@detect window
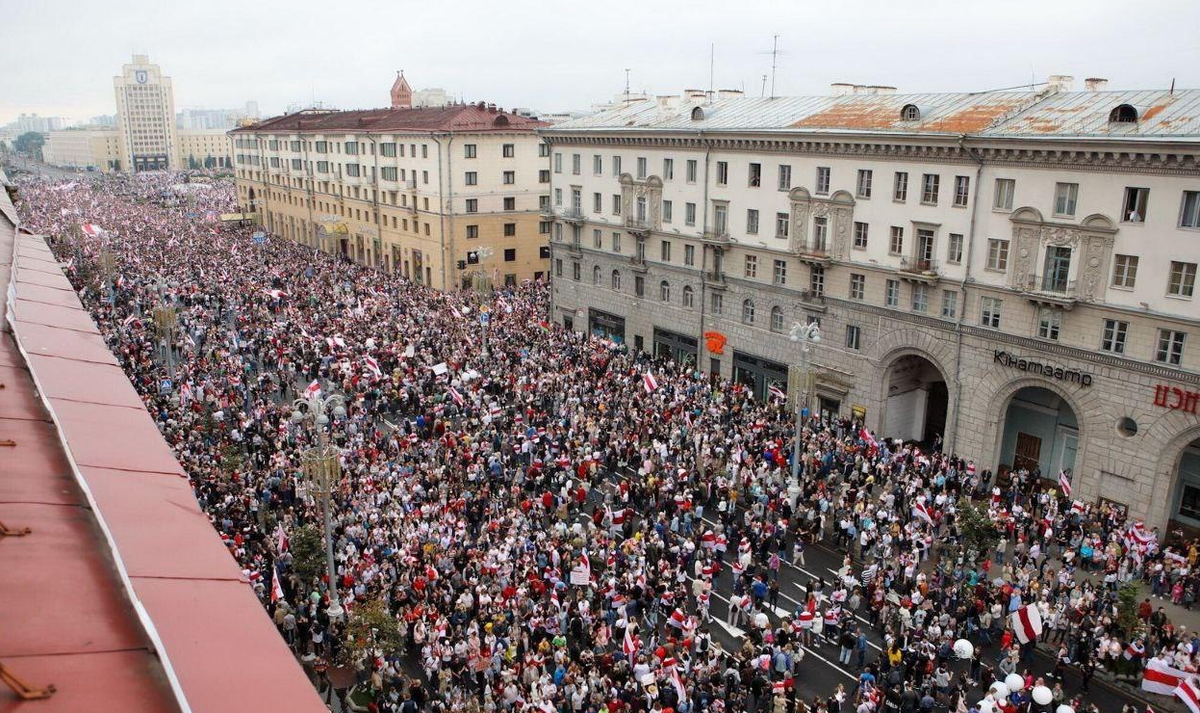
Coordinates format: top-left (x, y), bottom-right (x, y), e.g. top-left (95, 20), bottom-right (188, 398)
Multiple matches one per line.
top-left (316, 160), bottom-right (329, 173)
top-left (612, 195), bottom-right (621, 215)
top-left (1102, 319), bottom-right (1128, 353)
top-left (1054, 182), bottom-right (1078, 218)
top-left (661, 241), bottom-right (672, 262)
top-left (812, 217), bottom-right (829, 251)
top-left (634, 276), bottom-right (645, 298)
top-left (711, 292), bottom-right (723, 314)
top-left (776, 212), bottom-right (790, 239)
top-left (810, 266), bottom-right (825, 297)
top-left (911, 284), bottom-right (929, 313)
top-left (773, 259), bottom-right (787, 285)
top-left (381, 167), bottom-right (398, 181)
top-left (1169, 261), bottom-right (1197, 297)
top-left (921, 174), bottom-right (940, 204)
top-left (553, 153), bottom-right (562, 173)
top-left (592, 265), bottom-right (601, 284)
top-left (504, 197), bottom-right (516, 211)
top-left (345, 141), bottom-right (359, 155)
top-left (315, 141), bottom-right (328, 153)
top-left (980, 297), bottom-right (1002, 329)
top-left (611, 270), bottom-right (621, 290)
top-left (593, 229), bottom-right (602, 248)
top-left (748, 163), bottom-right (761, 187)
top-left (849, 274), bottom-right (865, 301)
top-left (994, 178), bottom-right (1015, 210)
top-left (846, 325), bottom-right (862, 351)
top-left (856, 170), bottom-right (873, 199)
top-left (503, 171), bottom-right (515, 185)
top-left (612, 156), bottom-right (621, 176)
top-left (686, 159), bottom-right (697, 183)
top-left (941, 289), bottom-right (958, 319)
top-left (637, 157), bottom-right (647, 179)
top-left (1157, 330), bottom-right (1187, 366)
top-left (345, 163), bottom-right (361, 177)
top-left (744, 255), bottom-right (758, 278)
top-left (592, 192), bottom-right (602, 213)
top-left (1112, 254), bottom-right (1139, 288)
top-left (947, 233), bottom-right (963, 264)
top-left (893, 172), bottom-right (908, 202)
top-left (503, 144), bottom-right (515, 158)
top-left (592, 155), bottom-right (602, 175)
top-left (716, 161), bottom-right (728, 185)
top-left (663, 158), bottom-right (674, 180)
top-left (504, 223), bottom-right (516, 237)
top-left (853, 221), bottom-right (869, 249)
top-left (816, 166), bottom-right (831, 195)
top-left (986, 239), bottom-right (1009, 271)
top-left (889, 226), bottom-right (904, 254)
top-left (747, 209), bottom-right (759, 235)
top-left (685, 203), bottom-right (696, 226)
top-left (1038, 308), bottom-right (1062, 340)
top-left (464, 144), bottom-right (477, 158)
top-left (771, 307), bottom-right (784, 333)
top-left (660, 280), bottom-right (670, 301)
top-left (572, 262), bottom-right (580, 280)
top-left (682, 244), bottom-right (695, 266)
top-left (682, 285), bottom-right (694, 307)
top-left (885, 279), bottom-right (899, 307)
top-left (555, 259), bottom-right (562, 277)
top-left (465, 171), bottom-right (478, 186)
top-left (572, 154), bottom-right (581, 175)
top-left (1182, 191), bottom-right (1200, 229)
top-left (742, 300), bottom-right (756, 324)
top-left (612, 232), bottom-right (621, 253)
top-left (713, 204), bottom-right (728, 235)
top-left (778, 165), bottom-right (792, 191)
top-left (466, 225), bottom-right (479, 239)
top-left (1123, 187), bottom-right (1149, 222)
top-left (663, 200), bottom-right (673, 223)
top-left (953, 175), bottom-right (970, 207)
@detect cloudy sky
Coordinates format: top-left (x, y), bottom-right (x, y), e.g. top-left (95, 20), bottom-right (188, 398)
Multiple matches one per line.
top-left (2, 0), bottom-right (1197, 125)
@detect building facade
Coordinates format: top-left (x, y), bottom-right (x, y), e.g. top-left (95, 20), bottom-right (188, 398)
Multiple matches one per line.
top-left (230, 102), bottom-right (550, 289)
top-left (114, 54), bottom-right (178, 171)
top-left (543, 80), bottom-right (1200, 532)
top-left (43, 128), bottom-right (122, 171)
top-left (177, 129), bottom-right (233, 169)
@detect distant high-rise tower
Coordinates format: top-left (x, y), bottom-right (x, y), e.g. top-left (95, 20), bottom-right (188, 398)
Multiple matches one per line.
top-left (113, 54), bottom-right (178, 172)
top-left (390, 71), bottom-right (412, 109)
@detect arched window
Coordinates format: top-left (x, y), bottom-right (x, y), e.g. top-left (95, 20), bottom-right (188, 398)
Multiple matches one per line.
top-left (592, 265), bottom-right (601, 284)
top-left (660, 280), bottom-right (671, 302)
top-left (691, 106), bottom-right (705, 121)
top-left (611, 270), bottom-right (621, 290)
top-left (770, 306), bottom-right (784, 332)
top-left (1109, 104), bottom-right (1139, 123)
top-left (742, 299), bottom-right (756, 324)
top-left (901, 104), bottom-right (921, 121)
top-left (682, 285), bottom-right (694, 308)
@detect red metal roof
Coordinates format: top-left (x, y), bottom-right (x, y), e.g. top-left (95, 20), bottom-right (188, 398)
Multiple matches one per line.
top-left (234, 103), bottom-right (546, 134)
top-left (0, 187), bottom-right (326, 712)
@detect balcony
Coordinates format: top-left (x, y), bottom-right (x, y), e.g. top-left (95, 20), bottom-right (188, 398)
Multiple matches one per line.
top-left (898, 257), bottom-right (939, 282)
top-left (701, 228), bottom-right (731, 246)
top-left (799, 289), bottom-right (827, 309)
top-left (704, 270), bottom-right (727, 288)
top-left (1021, 273), bottom-right (1078, 309)
top-left (560, 207), bottom-right (585, 224)
top-left (405, 177), bottom-right (418, 190)
top-left (797, 243), bottom-right (832, 266)
top-left (625, 216), bottom-right (653, 238)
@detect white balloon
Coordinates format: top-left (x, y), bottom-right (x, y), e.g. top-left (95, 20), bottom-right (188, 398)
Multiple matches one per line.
top-left (977, 700), bottom-right (994, 713)
top-left (1005, 672), bottom-right (1026, 692)
top-left (953, 638), bottom-right (974, 659)
top-left (990, 682), bottom-right (1009, 699)
top-left (1031, 685), bottom-right (1053, 705)
top-left (365, 338), bottom-right (376, 349)
top-left (1056, 706), bottom-right (1075, 713)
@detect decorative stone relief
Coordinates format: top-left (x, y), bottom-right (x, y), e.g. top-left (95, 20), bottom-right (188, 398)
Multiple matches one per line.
top-left (618, 174), bottom-right (663, 230)
top-left (788, 187), bottom-right (854, 257)
top-left (1009, 208), bottom-right (1117, 299)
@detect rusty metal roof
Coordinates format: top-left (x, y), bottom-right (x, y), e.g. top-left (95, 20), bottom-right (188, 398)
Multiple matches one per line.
top-left (233, 103), bottom-right (545, 135)
top-left (546, 88), bottom-right (1200, 140)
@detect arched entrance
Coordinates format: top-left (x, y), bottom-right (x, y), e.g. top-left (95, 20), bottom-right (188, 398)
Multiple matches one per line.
top-left (882, 354), bottom-right (948, 446)
top-left (1169, 434), bottom-right (1200, 533)
top-left (997, 386), bottom-right (1078, 478)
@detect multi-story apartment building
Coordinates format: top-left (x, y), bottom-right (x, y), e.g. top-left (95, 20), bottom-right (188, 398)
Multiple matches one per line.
top-left (543, 79), bottom-right (1200, 532)
top-left (42, 127), bottom-right (123, 171)
top-left (230, 102), bottom-right (550, 289)
top-left (114, 54), bottom-right (179, 171)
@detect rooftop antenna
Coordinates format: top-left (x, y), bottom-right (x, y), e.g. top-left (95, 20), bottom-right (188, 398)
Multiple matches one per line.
top-left (708, 42), bottom-right (715, 103)
top-left (771, 35), bottom-right (779, 98)
top-left (1171, 77), bottom-right (1176, 94)
top-left (761, 74), bottom-right (768, 98)
top-left (624, 68), bottom-right (631, 102)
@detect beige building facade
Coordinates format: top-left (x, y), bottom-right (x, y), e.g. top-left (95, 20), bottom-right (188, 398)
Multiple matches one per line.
top-left (43, 128), bottom-right (122, 171)
top-left (544, 81), bottom-right (1200, 533)
top-left (230, 103), bottom-right (550, 289)
top-left (114, 54), bottom-right (178, 171)
top-left (177, 129), bottom-right (233, 169)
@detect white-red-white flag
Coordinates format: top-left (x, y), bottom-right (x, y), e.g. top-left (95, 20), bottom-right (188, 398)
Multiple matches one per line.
top-left (768, 384), bottom-right (786, 402)
top-left (264, 289), bottom-right (288, 300)
top-left (1010, 604), bottom-right (1043, 644)
top-left (81, 223), bottom-right (103, 238)
top-left (1144, 657), bottom-right (1191, 695)
top-left (447, 386), bottom-right (464, 406)
top-left (274, 523), bottom-right (289, 552)
top-left (302, 380), bottom-right (322, 399)
top-left (623, 627), bottom-right (639, 661)
top-left (642, 372), bottom-right (659, 393)
top-left (1178, 677), bottom-right (1200, 713)
top-left (913, 501), bottom-right (934, 525)
top-left (270, 567), bottom-right (285, 604)
top-left (1059, 470), bottom-right (1072, 497)
top-left (362, 356), bottom-right (382, 378)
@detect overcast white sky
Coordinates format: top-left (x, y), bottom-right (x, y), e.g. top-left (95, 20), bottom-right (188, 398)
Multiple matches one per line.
top-left (2, 0), bottom-right (1198, 125)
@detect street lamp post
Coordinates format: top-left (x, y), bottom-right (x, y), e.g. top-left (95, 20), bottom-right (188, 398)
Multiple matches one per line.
top-left (97, 247), bottom-right (116, 304)
top-left (151, 279), bottom-right (177, 387)
top-left (788, 321), bottom-right (821, 484)
top-left (291, 392), bottom-right (347, 621)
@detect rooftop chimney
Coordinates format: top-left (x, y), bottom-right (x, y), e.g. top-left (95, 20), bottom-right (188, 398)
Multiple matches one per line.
top-left (1084, 77), bottom-right (1109, 92)
top-left (1047, 74), bottom-right (1075, 92)
top-left (717, 89), bottom-right (744, 100)
top-left (831, 82), bottom-right (855, 96)
top-left (683, 88), bottom-right (707, 101)
top-left (656, 95), bottom-right (680, 111)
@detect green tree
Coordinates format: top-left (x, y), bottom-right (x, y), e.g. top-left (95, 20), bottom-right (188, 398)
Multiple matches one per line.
top-left (1115, 582), bottom-right (1144, 638)
top-left (290, 524), bottom-right (325, 588)
top-left (953, 498), bottom-right (999, 568)
top-left (14, 131), bottom-right (45, 161)
top-left (343, 598), bottom-right (402, 663)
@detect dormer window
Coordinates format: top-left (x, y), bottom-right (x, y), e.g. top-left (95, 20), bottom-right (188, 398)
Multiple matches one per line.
top-left (690, 106), bottom-right (705, 121)
top-left (1109, 104), bottom-right (1138, 123)
top-left (493, 115), bottom-right (510, 127)
top-left (901, 104), bottom-right (921, 121)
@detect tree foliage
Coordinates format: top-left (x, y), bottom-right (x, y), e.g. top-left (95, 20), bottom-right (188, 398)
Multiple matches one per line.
top-left (1115, 582), bottom-right (1145, 638)
top-left (344, 598), bottom-right (402, 661)
top-left (291, 524), bottom-right (325, 588)
top-left (15, 131), bottom-right (45, 160)
top-left (954, 498), bottom-right (999, 567)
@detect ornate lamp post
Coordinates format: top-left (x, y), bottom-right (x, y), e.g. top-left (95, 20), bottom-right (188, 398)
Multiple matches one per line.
top-left (291, 392), bottom-right (347, 620)
top-left (150, 278), bottom-right (177, 387)
top-left (788, 321), bottom-right (821, 484)
top-left (96, 247), bottom-right (117, 304)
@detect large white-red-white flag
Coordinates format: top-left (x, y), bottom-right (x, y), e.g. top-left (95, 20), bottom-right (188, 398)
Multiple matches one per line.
top-left (274, 523), bottom-right (289, 552)
top-left (1144, 657), bottom-right (1192, 696)
top-left (1059, 470), bottom-right (1072, 497)
top-left (642, 372), bottom-right (659, 393)
top-left (362, 356), bottom-right (382, 378)
top-left (270, 567), bottom-right (285, 604)
top-left (81, 223), bottom-right (103, 238)
top-left (913, 501), bottom-right (934, 525)
top-left (623, 627), bottom-right (639, 661)
top-left (302, 379), bottom-right (322, 399)
top-left (1176, 677), bottom-right (1200, 713)
top-left (1010, 604), bottom-right (1043, 644)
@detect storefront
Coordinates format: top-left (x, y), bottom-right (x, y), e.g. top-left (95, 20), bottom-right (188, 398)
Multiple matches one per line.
top-left (732, 351), bottom-right (788, 402)
top-left (653, 328), bottom-right (698, 366)
top-left (997, 385), bottom-right (1079, 479)
top-left (589, 309), bottom-right (626, 344)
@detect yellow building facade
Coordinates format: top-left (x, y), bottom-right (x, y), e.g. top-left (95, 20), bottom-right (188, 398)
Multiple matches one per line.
top-left (230, 104), bottom-right (550, 289)
top-left (43, 128), bottom-right (122, 171)
top-left (177, 129), bottom-right (233, 169)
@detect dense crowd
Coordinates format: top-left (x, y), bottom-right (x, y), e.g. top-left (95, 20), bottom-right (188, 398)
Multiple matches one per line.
top-left (14, 171), bottom-right (1200, 713)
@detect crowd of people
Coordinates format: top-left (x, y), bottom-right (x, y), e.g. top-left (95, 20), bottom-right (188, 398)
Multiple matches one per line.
top-left (14, 170), bottom-right (1200, 713)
